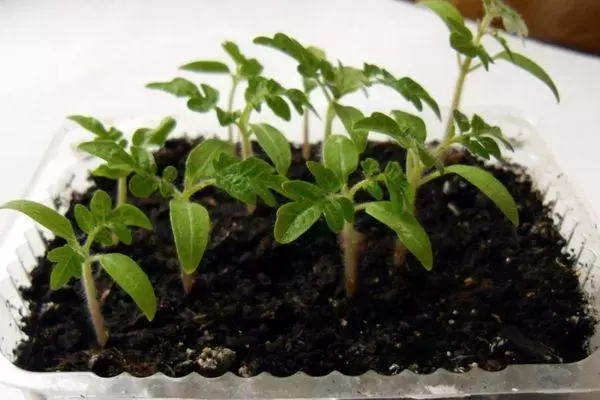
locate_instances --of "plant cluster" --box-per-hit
[1,0,559,347]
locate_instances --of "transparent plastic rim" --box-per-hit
[1,107,600,399]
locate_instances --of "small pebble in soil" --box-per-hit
[197,347,236,375]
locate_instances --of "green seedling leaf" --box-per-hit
[98,253,157,320]
[163,166,178,183]
[109,222,132,245]
[445,165,518,225]
[384,162,413,211]
[354,112,412,148]
[274,201,322,243]
[129,174,157,198]
[90,190,112,219]
[323,135,359,182]
[460,136,489,159]
[364,181,384,200]
[222,41,246,64]
[416,142,444,173]
[92,165,129,179]
[331,66,368,98]
[496,52,560,102]
[185,138,233,186]
[147,116,177,146]
[180,60,230,74]
[394,77,442,119]
[449,23,478,57]
[478,136,503,160]
[95,228,115,246]
[239,58,264,77]
[131,146,157,174]
[169,199,211,274]
[333,103,368,152]
[216,107,241,126]
[453,109,471,132]
[159,181,176,198]
[0,200,75,242]
[321,198,345,233]
[79,140,136,171]
[146,77,200,97]
[337,197,355,222]
[391,110,426,143]
[132,128,150,146]
[112,204,152,229]
[215,156,279,206]
[74,204,97,234]
[282,181,326,201]
[67,115,109,137]
[187,84,220,112]
[266,96,292,121]
[48,245,84,290]
[366,201,433,269]
[253,33,319,76]
[419,0,465,27]
[284,89,314,115]
[361,158,380,178]
[306,161,341,193]
[251,123,291,175]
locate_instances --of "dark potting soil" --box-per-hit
[13,138,595,377]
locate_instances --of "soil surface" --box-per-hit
[13,138,595,377]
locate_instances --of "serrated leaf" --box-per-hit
[169,199,211,274]
[79,140,136,171]
[159,181,176,198]
[67,115,108,137]
[147,116,177,146]
[215,107,240,126]
[265,96,291,121]
[0,200,75,242]
[48,245,84,290]
[215,157,279,206]
[364,181,384,200]
[416,143,444,173]
[453,110,471,132]
[253,33,319,76]
[394,78,442,120]
[282,180,325,201]
[274,201,322,243]
[180,60,230,74]
[306,161,341,193]
[321,198,344,233]
[90,190,112,218]
[460,136,489,159]
[91,164,130,179]
[384,162,413,211]
[496,52,560,102]
[284,89,314,115]
[333,103,368,152]
[222,41,246,64]
[98,254,157,320]
[366,201,433,269]
[131,146,157,174]
[354,112,412,148]
[185,138,233,187]
[250,123,291,175]
[478,136,503,160]
[446,165,519,225]
[331,66,367,98]
[162,165,178,183]
[187,84,220,112]
[239,58,263,77]
[391,110,427,143]
[109,222,132,245]
[112,204,152,229]
[323,135,359,182]
[95,228,114,246]
[419,0,465,27]
[74,204,97,233]
[129,174,157,198]
[146,77,200,98]
[361,158,380,178]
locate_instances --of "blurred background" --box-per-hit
[407,0,600,54]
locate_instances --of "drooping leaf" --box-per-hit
[74,204,97,234]
[266,96,292,121]
[186,84,220,112]
[274,201,322,243]
[453,109,471,132]
[129,174,158,198]
[185,138,233,186]
[361,158,380,178]
[98,254,157,320]
[282,181,326,201]
[496,52,560,102]
[48,245,84,290]
[321,198,345,233]
[250,123,291,175]
[147,116,177,146]
[394,77,441,119]
[419,0,465,27]
[67,115,108,137]
[146,77,200,97]
[112,204,152,229]
[169,200,211,275]
[284,89,314,115]
[445,165,519,225]
[390,110,427,143]
[90,190,112,219]
[0,200,75,242]
[180,60,230,74]
[366,201,433,269]
[78,140,136,171]
[354,112,412,148]
[333,103,368,152]
[306,161,341,193]
[323,135,359,182]
[330,66,368,98]
[222,41,246,65]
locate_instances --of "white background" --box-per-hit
[0,0,599,397]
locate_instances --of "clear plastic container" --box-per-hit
[1,109,600,399]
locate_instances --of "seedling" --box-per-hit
[177,41,264,143]
[0,191,156,346]
[419,0,559,141]
[146,41,312,163]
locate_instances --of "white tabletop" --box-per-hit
[1,0,599,397]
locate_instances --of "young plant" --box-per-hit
[419,0,560,141]
[178,41,264,143]
[68,115,177,208]
[0,191,156,347]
